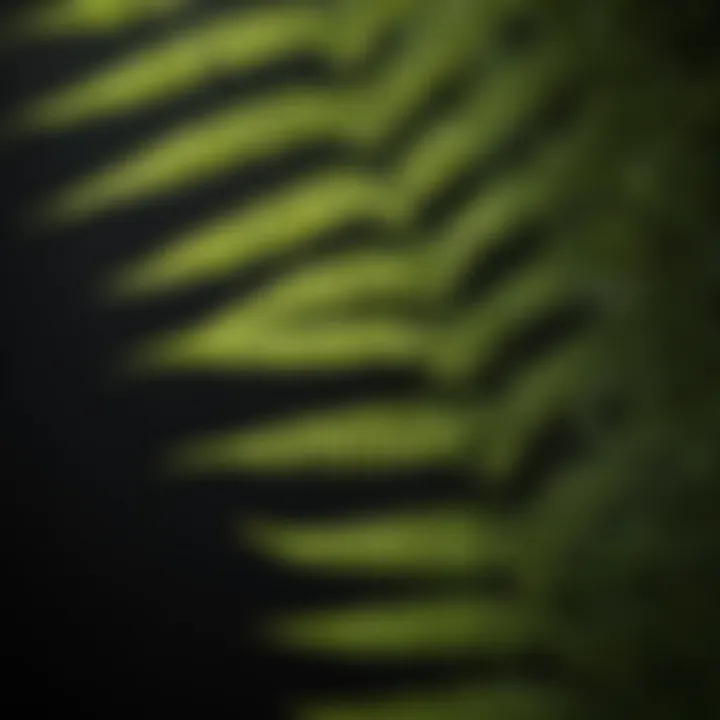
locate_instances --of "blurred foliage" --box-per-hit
[3,2,720,718]
[548,3,720,716]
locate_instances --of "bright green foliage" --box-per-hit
[8,0,720,718]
